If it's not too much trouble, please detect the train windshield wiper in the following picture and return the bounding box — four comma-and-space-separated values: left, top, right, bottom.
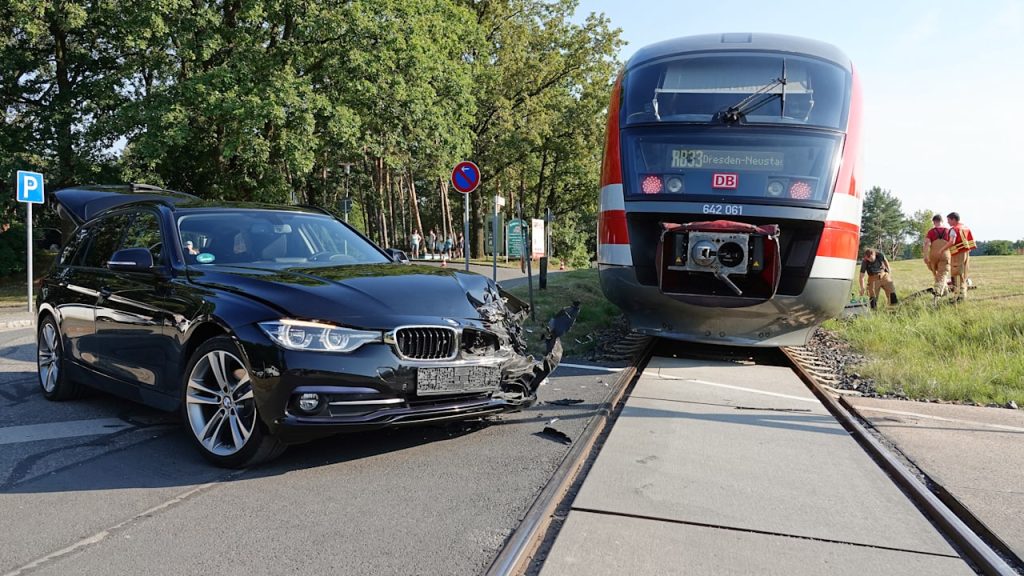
719, 76, 787, 124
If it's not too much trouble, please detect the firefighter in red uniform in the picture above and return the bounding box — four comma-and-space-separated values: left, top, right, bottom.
858, 248, 897, 309
922, 214, 950, 300
939, 212, 976, 302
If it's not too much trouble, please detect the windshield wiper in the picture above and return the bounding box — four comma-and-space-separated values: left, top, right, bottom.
718, 76, 787, 124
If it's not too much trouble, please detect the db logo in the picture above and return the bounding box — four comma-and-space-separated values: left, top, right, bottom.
712, 173, 738, 189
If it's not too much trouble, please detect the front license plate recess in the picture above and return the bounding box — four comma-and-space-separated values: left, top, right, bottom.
417, 366, 501, 395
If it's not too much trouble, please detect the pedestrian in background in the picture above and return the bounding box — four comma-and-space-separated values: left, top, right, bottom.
411, 229, 421, 260
428, 228, 437, 259
858, 248, 898, 309
942, 212, 976, 302
922, 214, 950, 301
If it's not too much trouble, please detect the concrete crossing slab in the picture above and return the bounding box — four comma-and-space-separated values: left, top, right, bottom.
540, 511, 974, 576
847, 396, 1024, 563
567, 356, 961, 558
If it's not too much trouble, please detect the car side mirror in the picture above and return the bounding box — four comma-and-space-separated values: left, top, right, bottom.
107, 248, 155, 273
384, 248, 410, 264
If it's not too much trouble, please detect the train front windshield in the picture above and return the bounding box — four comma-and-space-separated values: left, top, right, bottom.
621, 53, 851, 207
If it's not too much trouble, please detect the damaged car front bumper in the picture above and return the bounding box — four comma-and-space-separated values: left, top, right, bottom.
237, 286, 576, 444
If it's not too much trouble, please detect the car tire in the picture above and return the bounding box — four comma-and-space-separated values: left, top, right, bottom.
38, 315, 82, 401
182, 336, 285, 468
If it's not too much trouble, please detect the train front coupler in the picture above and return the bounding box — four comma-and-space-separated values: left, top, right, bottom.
656, 220, 782, 306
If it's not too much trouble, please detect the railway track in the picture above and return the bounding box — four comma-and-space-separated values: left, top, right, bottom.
487, 338, 1021, 576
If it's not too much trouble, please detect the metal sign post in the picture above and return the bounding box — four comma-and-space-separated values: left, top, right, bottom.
492, 196, 504, 282
450, 161, 481, 272
16, 170, 45, 313
464, 197, 470, 271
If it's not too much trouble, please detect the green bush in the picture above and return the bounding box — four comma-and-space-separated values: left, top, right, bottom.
552, 211, 595, 269
0, 223, 28, 277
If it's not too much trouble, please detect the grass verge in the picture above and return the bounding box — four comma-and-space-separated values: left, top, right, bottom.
825, 255, 1024, 405
506, 268, 621, 357
0, 252, 55, 307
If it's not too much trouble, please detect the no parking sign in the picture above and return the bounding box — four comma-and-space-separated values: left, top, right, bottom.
451, 161, 480, 270
451, 161, 480, 194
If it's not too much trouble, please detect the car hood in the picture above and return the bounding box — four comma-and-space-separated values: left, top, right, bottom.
186, 263, 506, 328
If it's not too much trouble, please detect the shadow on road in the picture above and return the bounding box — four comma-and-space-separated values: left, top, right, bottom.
1, 410, 494, 495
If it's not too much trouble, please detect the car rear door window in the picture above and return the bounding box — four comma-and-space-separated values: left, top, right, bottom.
79, 213, 131, 269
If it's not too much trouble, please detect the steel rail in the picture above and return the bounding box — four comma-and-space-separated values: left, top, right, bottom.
485, 339, 655, 576
781, 347, 1018, 576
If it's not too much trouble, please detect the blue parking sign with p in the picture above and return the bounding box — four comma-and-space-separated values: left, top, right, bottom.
16, 170, 45, 204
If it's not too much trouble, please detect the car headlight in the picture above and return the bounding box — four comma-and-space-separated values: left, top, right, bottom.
258, 320, 382, 353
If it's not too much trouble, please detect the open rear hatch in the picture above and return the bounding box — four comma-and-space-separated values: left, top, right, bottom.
656, 220, 781, 308
51, 185, 197, 225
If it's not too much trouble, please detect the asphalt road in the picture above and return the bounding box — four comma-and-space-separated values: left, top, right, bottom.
0, 325, 623, 576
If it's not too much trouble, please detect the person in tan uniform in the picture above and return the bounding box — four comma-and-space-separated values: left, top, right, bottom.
922, 214, 950, 300
858, 248, 898, 309
938, 212, 976, 302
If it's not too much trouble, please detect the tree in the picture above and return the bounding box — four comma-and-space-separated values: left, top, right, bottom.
859, 186, 905, 259
1, 0, 623, 262
980, 240, 1014, 256
902, 208, 935, 259
462, 0, 622, 257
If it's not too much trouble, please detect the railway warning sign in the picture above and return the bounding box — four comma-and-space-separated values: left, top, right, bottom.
451, 161, 480, 194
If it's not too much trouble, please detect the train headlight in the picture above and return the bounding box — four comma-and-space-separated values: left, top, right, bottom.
665, 176, 684, 194
766, 180, 785, 197
641, 175, 663, 194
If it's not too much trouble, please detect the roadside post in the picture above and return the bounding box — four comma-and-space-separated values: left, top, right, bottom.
340, 162, 353, 222
451, 161, 480, 271
531, 217, 545, 290
492, 195, 504, 282
16, 170, 45, 313
338, 197, 352, 222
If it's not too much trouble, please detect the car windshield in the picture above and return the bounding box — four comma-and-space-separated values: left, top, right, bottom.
177, 210, 389, 267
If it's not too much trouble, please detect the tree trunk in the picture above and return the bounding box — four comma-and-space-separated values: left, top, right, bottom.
378, 159, 390, 247
398, 173, 408, 246
409, 172, 424, 238
472, 187, 484, 259
439, 177, 448, 244
386, 168, 396, 247
533, 148, 549, 217
49, 19, 74, 185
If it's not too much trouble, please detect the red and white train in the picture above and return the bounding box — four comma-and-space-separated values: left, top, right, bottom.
598, 33, 863, 346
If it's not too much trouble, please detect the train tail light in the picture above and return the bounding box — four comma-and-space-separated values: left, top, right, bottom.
789, 180, 814, 199
641, 175, 663, 194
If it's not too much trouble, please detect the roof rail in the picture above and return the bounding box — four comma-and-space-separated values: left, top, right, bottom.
128, 182, 167, 193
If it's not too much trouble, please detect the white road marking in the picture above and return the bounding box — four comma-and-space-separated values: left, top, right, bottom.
852, 406, 1024, 433
0, 418, 133, 445
556, 363, 624, 373
656, 373, 820, 404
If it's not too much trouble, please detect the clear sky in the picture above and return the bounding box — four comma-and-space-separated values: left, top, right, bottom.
574, 0, 1023, 240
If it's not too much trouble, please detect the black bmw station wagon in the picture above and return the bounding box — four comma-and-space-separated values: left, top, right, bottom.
37, 186, 570, 467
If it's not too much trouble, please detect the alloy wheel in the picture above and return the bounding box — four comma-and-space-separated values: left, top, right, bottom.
185, 350, 257, 456
38, 322, 60, 393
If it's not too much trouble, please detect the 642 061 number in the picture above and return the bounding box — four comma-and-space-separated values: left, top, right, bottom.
702, 204, 743, 216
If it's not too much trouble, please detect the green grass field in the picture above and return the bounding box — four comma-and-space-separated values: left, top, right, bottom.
506, 268, 621, 357
825, 255, 1024, 405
